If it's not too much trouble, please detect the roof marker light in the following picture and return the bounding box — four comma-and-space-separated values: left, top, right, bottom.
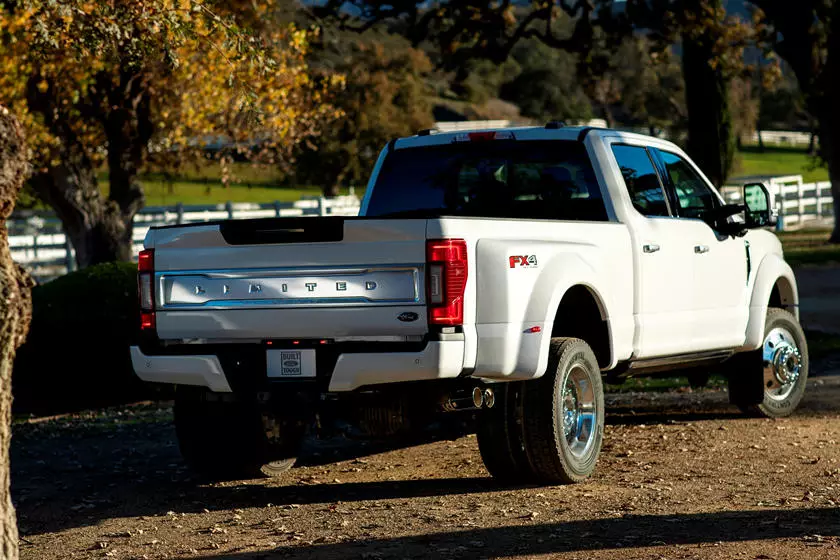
452, 131, 516, 143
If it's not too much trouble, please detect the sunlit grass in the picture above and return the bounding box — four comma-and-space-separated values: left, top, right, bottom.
734, 145, 828, 183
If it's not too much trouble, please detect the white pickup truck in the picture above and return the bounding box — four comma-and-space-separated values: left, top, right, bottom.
132, 124, 807, 484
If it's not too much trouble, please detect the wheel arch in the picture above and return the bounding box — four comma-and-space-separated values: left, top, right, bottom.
740, 253, 799, 351
549, 284, 613, 370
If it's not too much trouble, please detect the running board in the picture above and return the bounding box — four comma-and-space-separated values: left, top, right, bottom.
624, 349, 736, 375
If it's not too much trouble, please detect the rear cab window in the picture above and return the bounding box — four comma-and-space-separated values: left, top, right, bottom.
365, 140, 609, 221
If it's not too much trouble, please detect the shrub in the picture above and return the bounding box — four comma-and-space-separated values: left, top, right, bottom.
13, 262, 156, 414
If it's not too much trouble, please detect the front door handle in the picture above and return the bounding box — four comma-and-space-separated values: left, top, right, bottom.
643, 244, 660, 253
694, 245, 710, 254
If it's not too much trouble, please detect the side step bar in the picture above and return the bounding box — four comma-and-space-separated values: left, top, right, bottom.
621, 349, 736, 376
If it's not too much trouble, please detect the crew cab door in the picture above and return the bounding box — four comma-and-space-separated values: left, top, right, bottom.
609, 143, 698, 358
651, 149, 749, 350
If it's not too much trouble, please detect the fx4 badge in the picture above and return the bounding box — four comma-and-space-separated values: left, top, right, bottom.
509, 255, 538, 268
397, 312, 419, 322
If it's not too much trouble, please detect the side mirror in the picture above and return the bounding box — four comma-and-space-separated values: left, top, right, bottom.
742, 182, 778, 228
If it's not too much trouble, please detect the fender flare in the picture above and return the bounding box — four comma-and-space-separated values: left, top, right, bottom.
530, 256, 614, 376
740, 253, 799, 351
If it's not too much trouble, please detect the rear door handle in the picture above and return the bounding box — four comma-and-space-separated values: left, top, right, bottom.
643, 244, 660, 253
694, 245, 709, 254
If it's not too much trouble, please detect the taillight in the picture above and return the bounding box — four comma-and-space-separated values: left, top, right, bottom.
138, 249, 156, 332
426, 239, 468, 326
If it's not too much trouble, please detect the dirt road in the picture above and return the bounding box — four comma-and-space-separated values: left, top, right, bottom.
13, 371, 840, 560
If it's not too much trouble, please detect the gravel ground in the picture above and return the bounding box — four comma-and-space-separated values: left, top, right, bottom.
12, 365, 840, 560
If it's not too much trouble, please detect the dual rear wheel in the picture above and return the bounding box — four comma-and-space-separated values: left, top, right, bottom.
174, 394, 302, 479
477, 338, 605, 484
478, 309, 810, 485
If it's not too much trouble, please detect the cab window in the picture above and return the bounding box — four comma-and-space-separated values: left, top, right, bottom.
611, 144, 670, 217
658, 151, 718, 220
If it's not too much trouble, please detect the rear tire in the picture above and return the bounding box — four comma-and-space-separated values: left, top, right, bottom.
174, 393, 302, 480
521, 338, 605, 484
728, 308, 809, 418
476, 382, 534, 484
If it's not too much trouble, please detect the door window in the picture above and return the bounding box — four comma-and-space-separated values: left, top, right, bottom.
611, 145, 670, 217
658, 151, 718, 220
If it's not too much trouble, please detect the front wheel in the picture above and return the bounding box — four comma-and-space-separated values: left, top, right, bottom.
521, 338, 605, 484
728, 308, 809, 418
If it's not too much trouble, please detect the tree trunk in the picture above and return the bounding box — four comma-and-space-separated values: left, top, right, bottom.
758, 129, 765, 152
681, 7, 735, 188
28, 142, 130, 267
821, 1, 840, 243
0, 107, 35, 560
102, 74, 150, 254
25, 73, 136, 267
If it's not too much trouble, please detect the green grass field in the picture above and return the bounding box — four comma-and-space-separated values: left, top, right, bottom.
98, 162, 355, 206
733, 145, 828, 183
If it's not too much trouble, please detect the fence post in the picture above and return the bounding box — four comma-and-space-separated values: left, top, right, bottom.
816, 183, 824, 218
31, 233, 38, 261
318, 197, 325, 216
176, 202, 184, 225
226, 201, 234, 220
64, 232, 75, 273
797, 182, 806, 223
274, 201, 281, 217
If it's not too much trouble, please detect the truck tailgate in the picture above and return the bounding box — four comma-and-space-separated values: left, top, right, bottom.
147, 217, 428, 341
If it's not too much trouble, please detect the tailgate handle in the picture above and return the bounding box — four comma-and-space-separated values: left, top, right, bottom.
219, 218, 344, 245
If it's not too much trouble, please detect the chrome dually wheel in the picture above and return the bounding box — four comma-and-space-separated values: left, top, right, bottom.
763, 326, 803, 402
560, 364, 598, 461
522, 338, 605, 484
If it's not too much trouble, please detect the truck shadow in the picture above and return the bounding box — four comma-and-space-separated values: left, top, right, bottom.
155, 507, 840, 559
13, 378, 840, 538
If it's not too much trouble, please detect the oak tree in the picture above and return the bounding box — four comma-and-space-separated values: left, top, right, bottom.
0, 0, 341, 266
750, 0, 840, 242
0, 105, 34, 560
311, 1, 764, 187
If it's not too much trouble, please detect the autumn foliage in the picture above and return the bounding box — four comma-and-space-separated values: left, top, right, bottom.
0, 0, 342, 265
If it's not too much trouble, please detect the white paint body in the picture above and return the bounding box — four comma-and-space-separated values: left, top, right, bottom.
130, 127, 799, 393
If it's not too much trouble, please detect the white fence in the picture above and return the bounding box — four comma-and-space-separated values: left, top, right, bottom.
10, 195, 361, 283
721, 175, 834, 231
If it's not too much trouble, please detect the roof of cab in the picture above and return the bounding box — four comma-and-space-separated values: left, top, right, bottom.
392, 124, 680, 152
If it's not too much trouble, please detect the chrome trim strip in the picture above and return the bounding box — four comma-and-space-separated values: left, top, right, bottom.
155, 264, 424, 310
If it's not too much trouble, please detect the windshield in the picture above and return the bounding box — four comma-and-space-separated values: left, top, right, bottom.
365, 140, 608, 221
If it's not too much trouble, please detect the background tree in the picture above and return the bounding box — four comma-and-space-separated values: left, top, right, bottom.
498, 40, 592, 122
729, 75, 760, 148
679, 0, 736, 187
0, 105, 34, 560
0, 0, 340, 267
294, 36, 434, 194
750, 0, 840, 242
312, 0, 763, 187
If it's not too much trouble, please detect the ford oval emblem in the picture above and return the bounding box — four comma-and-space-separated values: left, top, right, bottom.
283, 360, 300, 367
397, 312, 419, 322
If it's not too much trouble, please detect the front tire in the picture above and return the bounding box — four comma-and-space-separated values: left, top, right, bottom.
174, 393, 302, 480
728, 308, 809, 418
521, 338, 605, 484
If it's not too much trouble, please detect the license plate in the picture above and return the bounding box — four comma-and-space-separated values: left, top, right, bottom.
266, 349, 316, 378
